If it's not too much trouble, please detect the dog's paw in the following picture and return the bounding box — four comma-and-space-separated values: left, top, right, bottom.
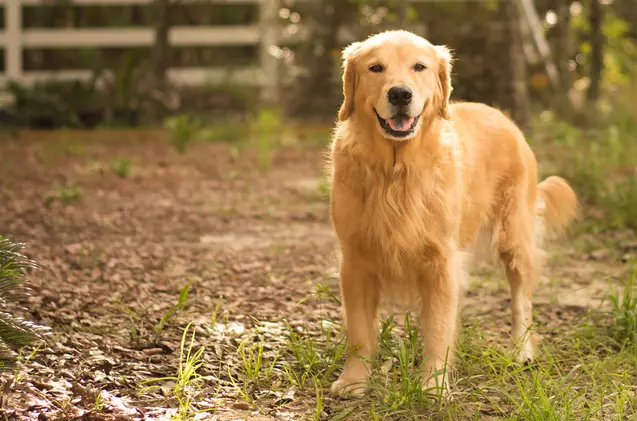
515, 350, 534, 364
330, 378, 368, 397
512, 339, 535, 365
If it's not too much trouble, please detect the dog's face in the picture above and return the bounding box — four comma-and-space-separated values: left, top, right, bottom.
338, 31, 453, 141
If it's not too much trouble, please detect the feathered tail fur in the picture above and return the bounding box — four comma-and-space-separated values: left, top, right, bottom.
536, 176, 578, 238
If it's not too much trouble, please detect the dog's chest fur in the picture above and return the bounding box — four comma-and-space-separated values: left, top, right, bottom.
356, 152, 458, 274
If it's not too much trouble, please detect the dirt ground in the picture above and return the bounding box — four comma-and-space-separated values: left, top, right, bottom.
0, 130, 634, 421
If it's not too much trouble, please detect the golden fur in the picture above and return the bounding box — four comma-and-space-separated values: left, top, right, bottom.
328, 30, 578, 396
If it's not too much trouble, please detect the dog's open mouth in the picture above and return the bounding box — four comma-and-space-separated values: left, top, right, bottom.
375, 110, 420, 138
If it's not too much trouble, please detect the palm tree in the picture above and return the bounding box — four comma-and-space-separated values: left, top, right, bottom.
0, 236, 49, 371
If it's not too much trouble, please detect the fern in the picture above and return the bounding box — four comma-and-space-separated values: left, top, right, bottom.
0, 236, 49, 371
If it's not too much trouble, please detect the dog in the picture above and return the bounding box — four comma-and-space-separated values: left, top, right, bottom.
327, 30, 577, 396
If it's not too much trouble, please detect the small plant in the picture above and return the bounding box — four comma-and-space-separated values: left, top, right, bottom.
140, 322, 206, 420
165, 114, 199, 154
210, 296, 224, 329
110, 157, 132, 178
154, 280, 192, 340
236, 337, 279, 384
92, 390, 107, 411
111, 299, 142, 340
12, 343, 45, 383
249, 107, 283, 171
607, 263, 637, 351
284, 318, 346, 389
45, 183, 82, 205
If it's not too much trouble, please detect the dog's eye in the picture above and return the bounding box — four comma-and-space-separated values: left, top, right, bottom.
369, 64, 384, 73
414, 63, 427, 72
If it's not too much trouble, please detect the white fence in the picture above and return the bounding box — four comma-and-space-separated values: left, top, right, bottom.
0, 0, 286, 106
0, 0, 484, 104
0, 0, 279, 93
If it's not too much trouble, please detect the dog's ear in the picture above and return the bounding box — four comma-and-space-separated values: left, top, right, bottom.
338, 42, 361, 121
435, 45, 453, 120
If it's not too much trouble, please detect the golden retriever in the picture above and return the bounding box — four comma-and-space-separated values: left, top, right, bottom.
328, 30, 577, 396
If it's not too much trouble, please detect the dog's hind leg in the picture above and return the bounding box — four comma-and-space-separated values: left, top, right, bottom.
497, 182, 541, 363
499, 249, 537, 363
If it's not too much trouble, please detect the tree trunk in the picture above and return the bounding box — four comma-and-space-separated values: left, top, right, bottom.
505, 0, 530, 131
151, 0, 171, 94
554, 0, 573, 116
291, 0, 355, 116
587, 0, 603, 104
516, 0, 560, 90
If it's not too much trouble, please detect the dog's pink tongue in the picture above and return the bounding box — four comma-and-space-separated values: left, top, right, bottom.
388, 117, 414, 132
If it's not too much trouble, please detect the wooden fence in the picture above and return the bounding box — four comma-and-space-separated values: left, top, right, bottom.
0, 0, 487, 105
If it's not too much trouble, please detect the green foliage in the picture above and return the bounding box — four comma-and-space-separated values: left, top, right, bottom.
535, 113, 637, 230
249, 107, 283, 171
45, 183, 83, 205
165, 114, 200, 154
110, 157, 132, 178
0, 236, 49, 371
571, 4, 636, 90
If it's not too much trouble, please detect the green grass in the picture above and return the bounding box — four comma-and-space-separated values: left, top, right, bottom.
531, 112, 637, 231
204, 264, 637, 420
605, 262, 637, 354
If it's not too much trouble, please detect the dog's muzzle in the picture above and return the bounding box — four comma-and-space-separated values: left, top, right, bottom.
375, 109, 420, 138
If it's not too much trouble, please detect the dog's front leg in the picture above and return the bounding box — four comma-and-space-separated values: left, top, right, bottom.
419, 248, 462, 395
330, 251, 379, 396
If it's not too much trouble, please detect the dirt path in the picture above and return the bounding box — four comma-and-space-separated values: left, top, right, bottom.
0, 131, 633, 420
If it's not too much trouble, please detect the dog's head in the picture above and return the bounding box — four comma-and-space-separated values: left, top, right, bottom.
338, 30, 453, 141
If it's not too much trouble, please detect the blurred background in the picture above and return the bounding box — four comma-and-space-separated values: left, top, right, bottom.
0, 0, 636, 231
0, 0, 634, 130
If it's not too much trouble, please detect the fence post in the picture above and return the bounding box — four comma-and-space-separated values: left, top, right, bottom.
5, 0, 22, 82
259, 0, 279, 106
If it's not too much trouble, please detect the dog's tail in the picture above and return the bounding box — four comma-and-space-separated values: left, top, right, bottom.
536, 176, 578, 238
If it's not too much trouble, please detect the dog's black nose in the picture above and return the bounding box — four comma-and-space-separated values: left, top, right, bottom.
388, 86, 413, 106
